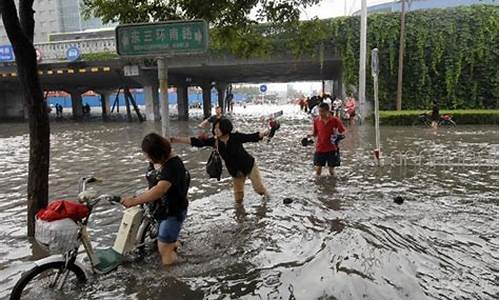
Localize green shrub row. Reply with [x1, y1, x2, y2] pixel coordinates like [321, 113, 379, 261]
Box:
[367, 109, 499, 125]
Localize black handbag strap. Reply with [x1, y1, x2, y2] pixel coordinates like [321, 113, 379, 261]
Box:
[214, 137, 219, 154]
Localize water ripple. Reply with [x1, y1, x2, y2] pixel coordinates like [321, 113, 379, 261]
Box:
[0, 104, 497, 299]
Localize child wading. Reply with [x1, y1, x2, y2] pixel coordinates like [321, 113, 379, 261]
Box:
[311, 103, 346, 176]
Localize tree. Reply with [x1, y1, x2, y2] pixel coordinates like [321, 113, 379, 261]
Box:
[83, 0, 320, 26]
[0, 0, 50, 237]
[82, 0, 321, 57]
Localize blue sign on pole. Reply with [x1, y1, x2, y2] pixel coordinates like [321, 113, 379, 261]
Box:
[0, 45, 14, 62]
[259, 84, 267, 93]
[371, 48, 379, 77]
[66, 46, 81, 62]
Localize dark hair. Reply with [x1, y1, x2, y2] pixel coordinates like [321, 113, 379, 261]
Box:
[141, 133, 172, 164]
[319, 102, 330, 111]
[215, 118, 233, 135]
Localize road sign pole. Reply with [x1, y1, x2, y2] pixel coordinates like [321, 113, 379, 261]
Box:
[359, 0, 367, 119]
[374, 74, 380, 165]
[158, 57, 169, 137]
[259, 84, 267, 103]
[372, 48, 381, 166]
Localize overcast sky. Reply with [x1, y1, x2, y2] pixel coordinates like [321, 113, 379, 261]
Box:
[301, 0, 396, 19]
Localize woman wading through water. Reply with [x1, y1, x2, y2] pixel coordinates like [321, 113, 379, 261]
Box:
[171, 118, 270, 203]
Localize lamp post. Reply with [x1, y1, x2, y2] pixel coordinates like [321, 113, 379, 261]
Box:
[358, 0, 368, 118]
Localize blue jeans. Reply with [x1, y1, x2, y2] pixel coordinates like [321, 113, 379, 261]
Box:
[157, 210, 187, 244]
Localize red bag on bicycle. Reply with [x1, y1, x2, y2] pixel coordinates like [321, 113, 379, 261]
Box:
[36, 200, 89, 222]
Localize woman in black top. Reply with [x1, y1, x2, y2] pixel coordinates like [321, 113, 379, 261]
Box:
[121, 133, 190, 266]
[171, 118, 269, 203]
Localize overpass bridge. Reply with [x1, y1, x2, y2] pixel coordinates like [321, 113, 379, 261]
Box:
[0, 37, 343, 121]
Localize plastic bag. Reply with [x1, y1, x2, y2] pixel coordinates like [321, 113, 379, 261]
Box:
[35, 218, 80, 253]
[206, 150, 222, 181]
[36, 200, 89, 222]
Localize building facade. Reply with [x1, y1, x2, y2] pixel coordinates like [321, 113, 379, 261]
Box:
[0, 0, 110, 45]
[354, 0, 498, 15]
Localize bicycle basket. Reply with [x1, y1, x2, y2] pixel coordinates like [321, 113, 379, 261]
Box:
[35, 218, 80, 253]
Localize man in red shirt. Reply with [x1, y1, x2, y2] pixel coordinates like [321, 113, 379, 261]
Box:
[312, 103, 346, 176]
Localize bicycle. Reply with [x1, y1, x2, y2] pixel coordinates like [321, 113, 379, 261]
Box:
[340, 107, 362, 126]
[10, 176, 160, 300]
[418, 112, 456, 127]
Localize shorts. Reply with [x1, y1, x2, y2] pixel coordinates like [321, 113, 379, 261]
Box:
[232, 163, 267, 196]
[314, 151, 341, 167]
[157, 210, 187, 244]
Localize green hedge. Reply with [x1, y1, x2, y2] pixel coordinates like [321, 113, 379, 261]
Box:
[369, 109, 499, 125]
[234, 5, 499, 110]
[327, 5, 499, 110]
[80, 52, 119, 61]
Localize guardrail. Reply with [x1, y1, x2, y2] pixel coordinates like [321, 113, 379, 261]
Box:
[35, 38, 116, 63]
[4, 33, 339, 64]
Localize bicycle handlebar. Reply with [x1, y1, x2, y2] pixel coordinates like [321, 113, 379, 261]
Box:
[77, 176, 121, 204]
[81, 194, 121, 209]
[108, 195, 122, 204]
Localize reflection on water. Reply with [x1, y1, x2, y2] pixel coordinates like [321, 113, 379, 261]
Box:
[0, 105, 498, 299]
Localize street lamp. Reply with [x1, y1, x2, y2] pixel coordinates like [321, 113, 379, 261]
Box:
[358, 0, 367, 118]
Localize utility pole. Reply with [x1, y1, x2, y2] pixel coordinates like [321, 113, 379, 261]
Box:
[372, 48, 381, 166]
[396, 0, 407, 111]
[157, 57, 169, 137]
[358, 0, 367, 118]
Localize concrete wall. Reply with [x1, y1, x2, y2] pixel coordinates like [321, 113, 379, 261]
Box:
[45, 90, 226, 107]
[0, 91, 25, 120]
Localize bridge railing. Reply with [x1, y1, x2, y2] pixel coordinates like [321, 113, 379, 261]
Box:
[32, 27, 339, 64]
[35, 38, 116, 63]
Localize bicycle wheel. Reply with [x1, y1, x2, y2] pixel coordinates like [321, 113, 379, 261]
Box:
[137, 219, 158, 255]
[419, 116, 432, 127]
[10, 261, 86, 300]
[439, 119, 456, 127]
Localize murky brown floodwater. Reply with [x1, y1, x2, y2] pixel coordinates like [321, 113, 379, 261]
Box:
[0, 104, 498, 300]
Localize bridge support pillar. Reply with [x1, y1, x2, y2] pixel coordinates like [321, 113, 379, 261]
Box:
[24, 103, 29, 120]
[96, 90, 112, 120]
[334, 78, 344, 99]
[69, 90, 83, 120]
[176, 85, 189, 121]
[143, 84, 160, 121]
[201, 84, 212, 119]
[216, 84, 227, 113]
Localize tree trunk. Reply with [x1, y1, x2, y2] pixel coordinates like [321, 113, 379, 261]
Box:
[19, 0, 35, 41]
[1, 0, 50, 237]
[396, 0, 406, 111]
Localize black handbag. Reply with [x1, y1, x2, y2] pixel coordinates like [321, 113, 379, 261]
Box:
[206, 140, 223, 181]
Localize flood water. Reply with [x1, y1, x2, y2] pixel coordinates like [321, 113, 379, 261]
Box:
[0, 104, 498, 300]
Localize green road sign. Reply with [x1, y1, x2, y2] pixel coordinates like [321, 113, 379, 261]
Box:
[116, 20, 208, 56]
